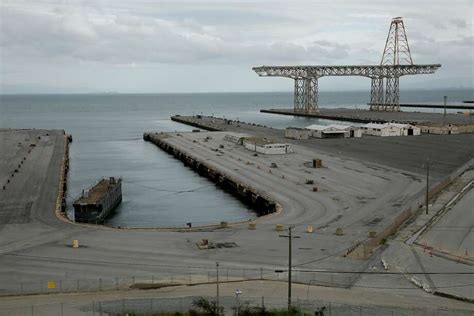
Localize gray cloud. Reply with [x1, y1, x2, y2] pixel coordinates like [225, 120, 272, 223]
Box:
[1, 0, 472, 93]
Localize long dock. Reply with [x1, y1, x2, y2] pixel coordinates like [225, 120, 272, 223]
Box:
[260, 108, 474, 125]
[144, 132, 278, 217]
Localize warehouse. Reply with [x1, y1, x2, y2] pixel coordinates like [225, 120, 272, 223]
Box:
[243, 137, 292, 155]
[328, 124, 363, 138]
[389, 123, 421, 136]
[285, 127, 310, 140]
[362, 123, 401, 136]
[306, 124, 349, 139]
[362, 123, 421, 136]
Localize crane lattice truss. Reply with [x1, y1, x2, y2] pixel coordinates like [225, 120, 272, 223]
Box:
[253, 17, 441, 112]
[253, 64, 440, 112]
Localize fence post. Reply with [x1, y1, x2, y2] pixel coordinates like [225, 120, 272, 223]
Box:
[262, 296, 265, 309]
[226, 269, 229, 281]
[60, 302, 64, 316]
[260, 267, 263, 280]
[76, 279, 80, 291]
[208, 272, 210, 282]
[99, 301, 102, 316]
[92, 301, 95, 316]
[189, 274, 192, 284]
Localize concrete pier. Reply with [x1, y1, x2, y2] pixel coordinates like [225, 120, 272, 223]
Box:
[144, 132, 279, 217]
[261, 108, 474, 128]
[170, 115, 474, 179]
[0, 129, 70, 252]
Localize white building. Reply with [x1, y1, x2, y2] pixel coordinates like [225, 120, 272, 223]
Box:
[388, 123, 421, 136]
[362, 123, 400, 136]
[306, 124, 348, 139]
[243, 137, 292, 155]
[362, 123, 420, 137]
[327, 124, 363, 138]
[306, 124, 364, 138]
[285, 127, 310, 140]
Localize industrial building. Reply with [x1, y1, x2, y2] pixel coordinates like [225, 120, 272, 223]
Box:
[243, 137, 292, 155]
[362, 123, 420, 136]
[285, 127, 310, 139]
[306, 124, 362, 139]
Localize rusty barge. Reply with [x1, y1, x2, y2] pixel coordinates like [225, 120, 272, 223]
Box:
[73, 177, 122, 223]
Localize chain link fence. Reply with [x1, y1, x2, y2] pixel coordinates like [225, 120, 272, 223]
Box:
[1, 295, 472, 316]
[0, 268, 360, 297]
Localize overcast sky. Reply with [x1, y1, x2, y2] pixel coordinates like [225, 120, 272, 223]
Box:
[0, 0, 472, 94]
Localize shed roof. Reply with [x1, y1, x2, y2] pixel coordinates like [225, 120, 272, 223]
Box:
[306, 124, 331, 131]
[363, 123, 390, 129]
[327, 124, 354, 130]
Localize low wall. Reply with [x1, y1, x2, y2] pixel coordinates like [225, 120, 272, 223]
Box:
[144, 132, 278, 217]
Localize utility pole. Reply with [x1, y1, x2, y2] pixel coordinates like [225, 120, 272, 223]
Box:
[426, 160, 430, 215]
[279, 226, 300, 313]
[216, 262, 220, 315]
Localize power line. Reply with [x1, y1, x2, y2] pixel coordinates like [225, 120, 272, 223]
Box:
[4, 253, 473, 276]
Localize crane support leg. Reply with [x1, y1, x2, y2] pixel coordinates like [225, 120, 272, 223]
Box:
[370, 78, 384, 111]
[294, 78, 319, 113]
[384, 76, 400, 111]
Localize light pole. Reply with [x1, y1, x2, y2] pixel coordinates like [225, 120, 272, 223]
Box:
[279, 226, 300, 313]
[235, 289, 242, 316]
[216, 262, 220, 315]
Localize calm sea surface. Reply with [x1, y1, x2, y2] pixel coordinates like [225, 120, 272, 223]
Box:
[0, 90, 472, 226]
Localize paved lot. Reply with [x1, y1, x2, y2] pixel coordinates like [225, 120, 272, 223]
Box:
[0, 126, 473, 311]
[173, 115, 474, 179]
[384, 168, 474, 300]
[419, 170, 474, 258]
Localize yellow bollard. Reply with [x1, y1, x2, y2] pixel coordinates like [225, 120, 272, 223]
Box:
[72, 240, 79, 248]
[335, 227, 344, 236]
[275, 224, 284, 231]
[307, 225, 314, 233]
[248, 222, 256, 230]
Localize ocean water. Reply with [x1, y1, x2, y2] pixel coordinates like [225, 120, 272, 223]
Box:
[0, 89, 471, 227]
